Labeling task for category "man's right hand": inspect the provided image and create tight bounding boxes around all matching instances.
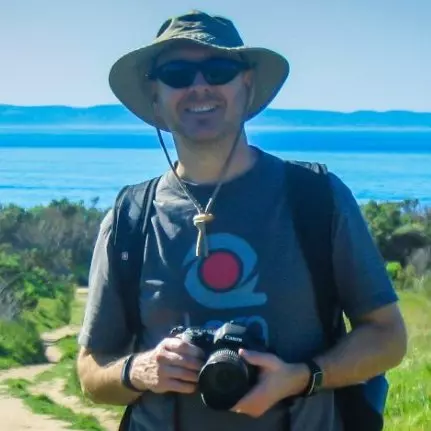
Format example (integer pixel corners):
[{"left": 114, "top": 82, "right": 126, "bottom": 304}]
[{"left": 129, "top": 337, "right": 205, "bottom": 394}]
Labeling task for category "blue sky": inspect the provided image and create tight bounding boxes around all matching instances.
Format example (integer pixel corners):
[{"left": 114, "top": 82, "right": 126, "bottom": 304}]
[{"left": 0, "top": 0, "right": 430, "bottom": 112}]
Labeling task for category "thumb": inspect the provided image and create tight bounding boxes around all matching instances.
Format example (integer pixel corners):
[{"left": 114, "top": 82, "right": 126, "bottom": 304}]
[{"left": 239, "top": 349, "right": 275, "bottom": 368}]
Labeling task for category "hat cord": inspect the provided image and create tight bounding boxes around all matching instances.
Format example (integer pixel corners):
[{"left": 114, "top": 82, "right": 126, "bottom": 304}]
[{"left": 156, "top": 124, "right": 244, "bottom": 258}]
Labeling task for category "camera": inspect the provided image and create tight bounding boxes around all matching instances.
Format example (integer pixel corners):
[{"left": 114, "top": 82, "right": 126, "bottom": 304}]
[{"left": 170, "top": 321, "right": 267, "bottom": 410}]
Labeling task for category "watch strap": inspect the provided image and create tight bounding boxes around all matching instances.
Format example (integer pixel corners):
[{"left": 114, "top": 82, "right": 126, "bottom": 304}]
[{"left": 121, "top": 354, "right": 142, "bottom": 393}]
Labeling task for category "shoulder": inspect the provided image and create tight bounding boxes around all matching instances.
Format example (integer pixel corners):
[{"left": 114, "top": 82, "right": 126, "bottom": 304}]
[{"left": 326, "top": 171, "right": 363, "bottom": 221}]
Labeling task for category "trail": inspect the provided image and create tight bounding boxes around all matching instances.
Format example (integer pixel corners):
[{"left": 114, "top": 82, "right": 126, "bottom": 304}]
[
  {"left": 0, "top": 287, "right": 117, "bottom": 431},
  {"left": 0, "top": 325, "right": 80, "bottom": 431}
]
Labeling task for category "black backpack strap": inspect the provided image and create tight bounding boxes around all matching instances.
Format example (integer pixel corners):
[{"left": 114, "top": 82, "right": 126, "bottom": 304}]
[
  {"left": 284, "top": 161, "right": 384, "bottom": 431},
  {"left": 109, "top": 176, "right": 160, "bottom": 348},
  {"left": 284, "top": 161, "right": 342, "bottom": 347}
]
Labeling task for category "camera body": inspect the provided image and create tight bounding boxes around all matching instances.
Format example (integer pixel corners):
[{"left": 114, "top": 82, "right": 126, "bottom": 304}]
[{"left": 170, "top": 321, "right": 267, "bottom": 410}]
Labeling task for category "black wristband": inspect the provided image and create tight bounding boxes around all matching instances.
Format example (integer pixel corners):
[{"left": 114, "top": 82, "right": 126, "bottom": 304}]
[{"left": 121, "top": 354, "right": 142, "bottom": 393}]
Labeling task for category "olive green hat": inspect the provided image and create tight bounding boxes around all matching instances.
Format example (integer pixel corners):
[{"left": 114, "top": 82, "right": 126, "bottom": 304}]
[{"left": 108, "top": 10, "right": 290, "bottom": 131}]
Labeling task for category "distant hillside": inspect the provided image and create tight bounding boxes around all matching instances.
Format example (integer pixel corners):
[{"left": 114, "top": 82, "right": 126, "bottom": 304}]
[{"left": 0, "top": 104, "right": 430, "bottom": 129}]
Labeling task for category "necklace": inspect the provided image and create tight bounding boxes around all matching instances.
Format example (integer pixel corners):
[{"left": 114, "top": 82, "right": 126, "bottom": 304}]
[{"left": 156, "top": 126, "right": 244, "bottom": 258}]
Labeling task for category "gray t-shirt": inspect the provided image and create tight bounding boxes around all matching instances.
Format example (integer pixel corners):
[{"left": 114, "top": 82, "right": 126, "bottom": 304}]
[{"left": 78, "top": 146, "right": 398, "bottom": 431}]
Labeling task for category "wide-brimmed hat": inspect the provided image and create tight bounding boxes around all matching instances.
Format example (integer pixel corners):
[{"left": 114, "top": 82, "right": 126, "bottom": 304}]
[{"left": 108, "top": 10, "right": 290, "bottom": 131}]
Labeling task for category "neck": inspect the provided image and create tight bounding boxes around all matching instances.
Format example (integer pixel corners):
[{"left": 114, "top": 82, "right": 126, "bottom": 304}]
[{"left": 173, "top": 131, "right": 256, "bottom": 184}]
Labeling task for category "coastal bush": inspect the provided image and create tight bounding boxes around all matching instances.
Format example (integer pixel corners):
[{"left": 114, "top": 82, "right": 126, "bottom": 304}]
[
  {"left": 0, "top": 199, "right": 106, "bottom": 285},
  {"left": 0, "top": 248, "right": 75, "bottom": 368},
  {"left": 362, "top": 199, "right": 431, "bottom": 267},
  {"left": 0, "top": 319, "right": 45, "bottom": 369}
]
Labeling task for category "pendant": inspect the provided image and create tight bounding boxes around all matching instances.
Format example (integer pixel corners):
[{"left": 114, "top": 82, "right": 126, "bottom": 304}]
[{"left": 193, "top": 213, "right": 215, "bottom": 257}]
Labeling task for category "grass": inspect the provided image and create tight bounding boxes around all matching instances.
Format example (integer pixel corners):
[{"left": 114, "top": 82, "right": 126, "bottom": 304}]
[
  {"left": 0, "top": 318, "right": 46, "bottom": 369},
  {"left": 5, "top": 378, "right": 106, "bottom": 431},
  {"left": 383, "top": 290, "right": 431, "bottom": 430},
  {"left": 22, "top": 296, "right": 72, "bottom": 334},
  {"left": 34, "top": 333, "right": 125, "bottom": 420},
  {"left": 71, "top": 290, "right": 87, "bottom": 327},
  {"left": 0, "top": 289, "right": 75, "bottom": 370}
]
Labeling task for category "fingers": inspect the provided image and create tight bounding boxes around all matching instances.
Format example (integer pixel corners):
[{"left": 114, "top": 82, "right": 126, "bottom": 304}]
[
  {"left": 158, "top": 349, "right": 203, "bottom": 372},
  {"left": 239, "top": 349, "right": 278, "bottom": 370},
  {"left": 132, "top": 337, "right": 206, "bottom": 395},
  {"left": 163, "top": 363, "right": 200, "bottom": 383},
  {"left": 231, "top": 383, "right": 270, "bottom": 417},
  {"left": 233, "top": 385, "right": 260, "bottom": 411},
  {"left": 163, "top": 337, "right": 204, "bottom": 359},
  {"left": 164, "top": 378, "right": 196, "bottom": 394}
]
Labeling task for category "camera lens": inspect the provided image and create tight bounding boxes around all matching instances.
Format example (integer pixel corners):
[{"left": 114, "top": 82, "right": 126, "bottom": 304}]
[{"left": 198, "top": 349, "right": 250, "bottom": 410}]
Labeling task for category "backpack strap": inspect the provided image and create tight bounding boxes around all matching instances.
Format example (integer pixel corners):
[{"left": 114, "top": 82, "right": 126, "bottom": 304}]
[
  {"left": 109, "top": 176, "right": 182, "bottom": 431},
  {"left": 284, "top": 161, "right": 343, "bottom": 347},
  {"left": 109, "top": 176, "right": 161, "bottom": 349},
  {"left": 284, "top": 161, "right": 385, "bottom": 431}
]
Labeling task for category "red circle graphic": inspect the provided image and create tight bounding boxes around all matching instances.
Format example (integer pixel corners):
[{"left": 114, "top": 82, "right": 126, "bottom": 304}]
[{"left": 200, "top": 251, "right": 241, "bottom": 291}]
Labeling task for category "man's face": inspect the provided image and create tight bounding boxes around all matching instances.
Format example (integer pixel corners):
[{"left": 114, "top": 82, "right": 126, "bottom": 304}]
[{"left": 151, "top": 45, "right": 253, "bottom": 143}]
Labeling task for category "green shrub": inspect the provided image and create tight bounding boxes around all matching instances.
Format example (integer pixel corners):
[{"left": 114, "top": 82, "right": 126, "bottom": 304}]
[
  {"left": 0, "top": 319, "right": 45, "bottom": 369},
  {"left": 58, "top": 335, "right": 79, "bottom": 361},
  {"left": 386, "top": 261, "right": 419, "bottom": 291},
  {"left": 387, "top": 261, "right": 403, "bottom": 282}
]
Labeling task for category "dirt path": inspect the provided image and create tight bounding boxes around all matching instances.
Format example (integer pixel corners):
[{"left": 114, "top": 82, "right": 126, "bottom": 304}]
[
  {"left": 31, "top": 378, "right": 118, "bottom": 431},
  {"left": 0, "top": 287, "right": 114, "bottom": 431},
  {"left": 0, "top": 324, "right": 80, "bottom": 384},
  {"left": 0, "top": 394, "right": 73, "bottom": 431},
  {"left": 0, "top": 327, "right": 80, "bottom": 431}
]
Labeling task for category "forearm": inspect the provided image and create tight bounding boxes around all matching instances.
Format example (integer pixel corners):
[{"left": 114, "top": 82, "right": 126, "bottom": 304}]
[
  {"left": 314, "top": 319, "right": 407, "bottom": 389},
  {"left": 77, "top": 348, "right": 146, "bottom": 405}
]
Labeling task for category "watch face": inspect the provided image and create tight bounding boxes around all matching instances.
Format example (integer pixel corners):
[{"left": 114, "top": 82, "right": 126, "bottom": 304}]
[
  {"left": 303, "top": 360, "right": 324, "bottom": 397},
  {"left": 313, "top": 370, "right": 324, "bottom": 393}
]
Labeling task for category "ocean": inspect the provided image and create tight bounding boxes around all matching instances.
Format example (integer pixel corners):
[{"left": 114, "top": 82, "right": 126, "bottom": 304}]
[{"left": 1, "top": 128, "right": 430, "bottom": 209}]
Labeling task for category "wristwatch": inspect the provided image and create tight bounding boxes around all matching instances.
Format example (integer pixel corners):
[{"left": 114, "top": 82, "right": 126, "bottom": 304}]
[{"left": 302, "top": 359, "right": 324, "bottom": 397}]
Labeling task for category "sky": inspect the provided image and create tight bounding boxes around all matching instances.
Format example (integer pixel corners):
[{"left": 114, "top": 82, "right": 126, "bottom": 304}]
[{"left": 0, "top": 0, "right": 430, "bottom": 112}]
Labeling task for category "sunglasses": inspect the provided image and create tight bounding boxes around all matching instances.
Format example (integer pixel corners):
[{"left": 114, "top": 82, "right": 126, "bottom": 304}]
[{"left": 148, "top": 57, "right": 251, "bottom": 89}]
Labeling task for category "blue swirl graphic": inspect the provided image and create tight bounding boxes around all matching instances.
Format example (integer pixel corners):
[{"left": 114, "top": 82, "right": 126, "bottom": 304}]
[{"left": 183, "top": 233, "right": 267, "bottom": 309}]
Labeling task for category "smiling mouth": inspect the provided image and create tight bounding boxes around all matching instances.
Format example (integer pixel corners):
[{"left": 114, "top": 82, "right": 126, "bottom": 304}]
[{"left": 185, "top": 104, "right": 218, "bottom": 114}]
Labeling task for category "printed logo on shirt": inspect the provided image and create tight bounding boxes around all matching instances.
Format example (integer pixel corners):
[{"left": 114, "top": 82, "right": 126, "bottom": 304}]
[{"left": 182, "top": 233, "right": 267, "bottom": 309}]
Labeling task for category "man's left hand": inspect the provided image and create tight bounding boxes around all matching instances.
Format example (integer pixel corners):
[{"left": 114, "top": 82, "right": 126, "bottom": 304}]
[{"left": 230, "top": 349, "right": 309, "bottom": 418}]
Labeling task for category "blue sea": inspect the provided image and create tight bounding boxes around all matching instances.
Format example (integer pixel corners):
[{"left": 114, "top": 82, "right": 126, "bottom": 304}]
[{"left": 1, "top": 128, "right": 430, "bottom": 209}]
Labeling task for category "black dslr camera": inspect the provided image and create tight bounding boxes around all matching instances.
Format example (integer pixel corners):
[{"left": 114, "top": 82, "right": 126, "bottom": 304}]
[{"left": 170, "top": 321, "right": 267, "bottom": 410}]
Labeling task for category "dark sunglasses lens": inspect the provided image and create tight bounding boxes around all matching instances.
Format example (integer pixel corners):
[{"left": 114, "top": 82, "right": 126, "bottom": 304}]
[
  {"left": 154, "top": 58, "right": 247, "bottom": 88},
  {"left": 157, "top": 62, "right": 197, "bottom": 88},
  {"left": 202, "top": 59, "right": 245, "bottom": 85}
]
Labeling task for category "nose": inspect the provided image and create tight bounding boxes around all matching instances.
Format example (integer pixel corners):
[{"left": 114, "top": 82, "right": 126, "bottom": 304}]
[{"left": 191, "top": 71, "right": 210, "bottom": 88}]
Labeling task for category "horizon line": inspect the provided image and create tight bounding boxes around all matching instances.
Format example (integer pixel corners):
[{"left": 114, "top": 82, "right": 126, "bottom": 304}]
[{"left": 1, "top": 103, "right": 431, "bottom": 115}]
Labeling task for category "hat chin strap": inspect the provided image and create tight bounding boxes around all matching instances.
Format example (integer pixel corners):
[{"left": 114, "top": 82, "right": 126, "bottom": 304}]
[{"left": 154, "top": 90, "right": 251, "bottom": 258}]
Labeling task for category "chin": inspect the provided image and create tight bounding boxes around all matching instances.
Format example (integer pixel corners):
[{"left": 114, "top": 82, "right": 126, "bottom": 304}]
[{"left": 181, "top": 127, "right": 227, "bottom": 144}]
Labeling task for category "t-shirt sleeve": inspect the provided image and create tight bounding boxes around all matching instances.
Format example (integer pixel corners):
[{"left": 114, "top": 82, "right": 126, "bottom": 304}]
[
  {"left": 77, "top": 208, "right": 134, "bottom": 354},
  {"left": 329, "top": 173, "right": 398, "bottom": 321}
]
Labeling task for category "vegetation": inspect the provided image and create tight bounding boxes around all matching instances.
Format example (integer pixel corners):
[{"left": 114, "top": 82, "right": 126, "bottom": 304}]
[
  {"left": 33, "top": 332, "right": 125, "bottom": 419},
  {"left": 5, "top": 378, "right": 105, "bottom": 431},
  {"left": 0, "top": 198, "right": 104, "bottom": 369},
  {"left": 0, "top": 197, "right": 430, "bottom": 430}
]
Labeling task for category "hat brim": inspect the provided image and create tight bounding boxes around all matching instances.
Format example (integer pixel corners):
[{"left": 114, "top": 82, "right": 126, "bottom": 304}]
[{"left": 108, "top": 37, "right": 290, "bottom": 131}]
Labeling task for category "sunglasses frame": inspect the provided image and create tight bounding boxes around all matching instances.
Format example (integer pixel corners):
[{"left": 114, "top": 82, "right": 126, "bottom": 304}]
[{"left": 147, "top": 56, "right": 252, "bottom": 88}]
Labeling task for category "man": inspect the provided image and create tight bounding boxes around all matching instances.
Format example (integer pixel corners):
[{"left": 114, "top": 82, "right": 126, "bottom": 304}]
[{"left": 77, "top": 10, "right": 407, "bottom": 431}]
